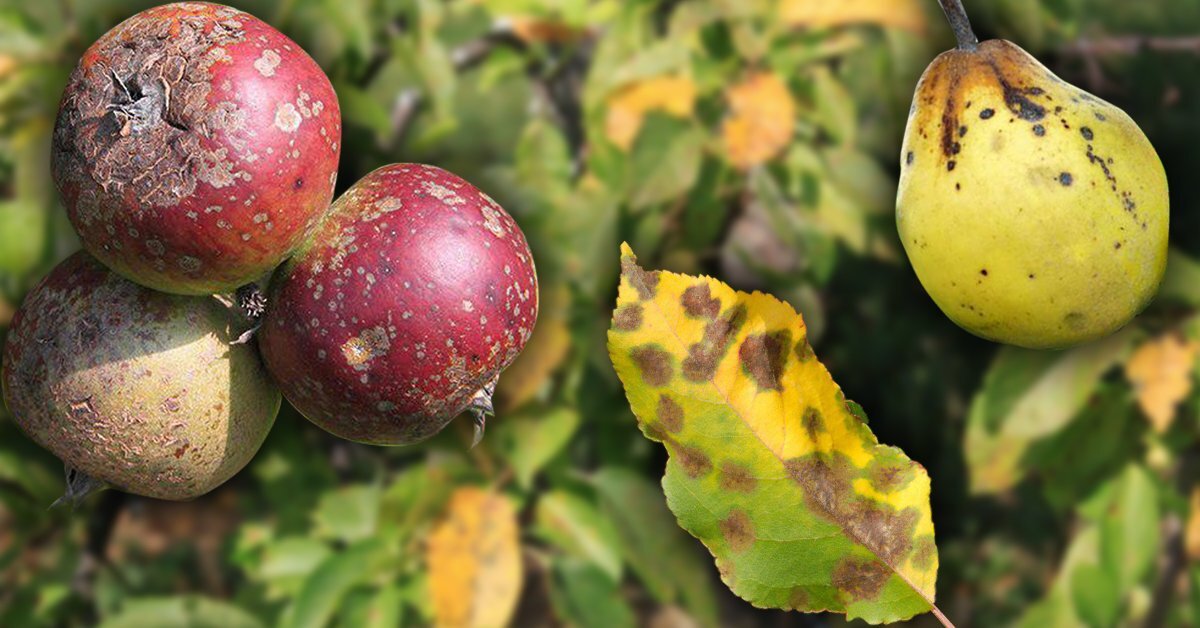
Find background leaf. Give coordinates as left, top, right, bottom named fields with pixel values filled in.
left=426, top=487, right=523, bottom=628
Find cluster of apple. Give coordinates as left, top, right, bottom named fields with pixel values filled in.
left=1, top=3, right=538, bottom=501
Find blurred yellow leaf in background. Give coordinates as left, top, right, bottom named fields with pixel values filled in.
left=1125, top=333, right=1199, bottom=433
left=778, top=0, right=927, bottom=34
left=722, top=72, right=796, bottom=170
left=0, top=55, right=16, bottom=80
left=1188, top=487, right=1200, bottom=561
left=604, top=76, right=696, bottom=150
left=427, top=488, right=523, bottom=628
left=507, top=17, right=584, bottom=44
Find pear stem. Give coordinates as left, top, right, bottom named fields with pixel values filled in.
left=938, top=0, right=979, bottom=51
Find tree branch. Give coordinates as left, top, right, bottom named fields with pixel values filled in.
left=1063, top=36, right=1200, bottom=56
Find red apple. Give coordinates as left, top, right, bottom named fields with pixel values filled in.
left=51, top=2, right=341, bottom=295
left=259, top=164, right=539, bottom=445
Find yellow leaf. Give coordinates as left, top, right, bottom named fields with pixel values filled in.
left=722, top=72, right=796, bottom=170
left=1188, top=487, right=1200, bottom=561
left=507, top=16, right=584, bottom=44
left=496, top=282, right=572, bottom=412
left=1124, top=333, right=1199, bottom=433
left=604, top=76, right=696, bottom=150
left=778, top=0, right=927, bottom=34
left=0, top=55, right=16, bottom=81
left=607, top=244, right=940, bottom=623
left=427, top=487, right=523, bottom=628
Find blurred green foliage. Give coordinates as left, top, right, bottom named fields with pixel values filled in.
left=3, top=0, right=1200, bottom=626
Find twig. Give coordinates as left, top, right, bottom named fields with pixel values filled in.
left=72, top=490, right=127, bottom=623
left=1143, top=446, right=1200, bottom=628
left=1063, top=36, right=1200, bottom=56
left=387, top=29, right=528, bottom=148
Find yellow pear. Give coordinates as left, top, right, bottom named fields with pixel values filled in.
left=896, top=1, right=1168, bottom=349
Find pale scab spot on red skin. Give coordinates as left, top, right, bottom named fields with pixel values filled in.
left=274, top=102, right=301, bottom=132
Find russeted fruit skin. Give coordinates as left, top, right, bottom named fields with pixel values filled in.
left=1, top=252, right=281, bottom=500
left=51, top=2, right=341, bottom=296
left=897, top=39, right=1168, bottom=349
left=259, top=164, right=539, bottom=445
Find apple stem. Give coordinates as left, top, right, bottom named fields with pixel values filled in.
left=49, top=463, right=107, bottom=510
left=465, top=377, right=499, bottom=448
left=938, top=0, right=979, bottom=51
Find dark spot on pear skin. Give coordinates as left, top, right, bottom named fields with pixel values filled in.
left=1032, top=124, right=1045, bottom=136
left=980, top=269, right=988, bottom=277
left=906, top=151, right=914, bottom=166
left=958, top=125, right=967, bottom=137
left=947, top=161, right=956, bottom=172
left=1028, top=274, right=1036, bottom=279
left=293, top=178, right=304, bottom=190
left=1059, top=172, right=1073, bottom=186
left=1115, top=242, right=1122, bottom=250
left=1095, top=112, right=1107, bottom=121
left=1081, top=127, right=1094, bottom=141
left=980, top=108, right=995, bottom=119
left=992, top=71, right=1047, bottom=122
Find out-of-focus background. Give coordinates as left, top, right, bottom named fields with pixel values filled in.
left=3, top=0, right=1200, bottom=626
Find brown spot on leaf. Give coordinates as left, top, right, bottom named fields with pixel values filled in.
left=832, top=558, right=891, bottom=601
left=911, top=536, right=937, bottom=571
left=720, top=461, right=757, bottom=493
left=794, top=335, right=814, bottom=362
left=682, top=305, right=747, bottom=382
left=739, top=330, right=791, bottom=391
left=868, top=460, right=912, bottom=493
left=681, top=283, right=721, bottom=319
left=719, top=508, right=755, bottom=553
left=802, top=407, right=824, bottom=440
left=657, top=394, right=684, bottom=433
left=621, top=254, right=659, bottom=300
left=675, top=444, right=712, bottom=478
left=631, top=345, right=673, bottom=387
left=613, top=304, right=643, bottom=331
left=785, top=453, right=920, bottom=567
left=787, top=587, right=810, bottom=611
